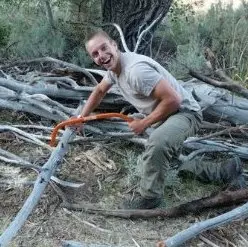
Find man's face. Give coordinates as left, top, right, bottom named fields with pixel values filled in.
left=86, top=35, right=120, bottom=73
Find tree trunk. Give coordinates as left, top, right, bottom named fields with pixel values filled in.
left=102, top=0, right=173, bottom=54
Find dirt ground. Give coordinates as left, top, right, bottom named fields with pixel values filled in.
left=0, top=110, right=248, bottom=247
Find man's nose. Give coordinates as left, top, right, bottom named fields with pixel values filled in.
left=98, top=50, right=105, bottom=58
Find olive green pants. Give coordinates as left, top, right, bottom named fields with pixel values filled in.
left=177, top=156, right=242, bottom=184
left=139, top=111, right=202, bottom=199
left=139, top=111, right=244, bottom=198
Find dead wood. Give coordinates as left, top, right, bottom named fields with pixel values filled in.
left=62, top=240, right=113, bottom=247
left=0, top=104, right=84, bottom=247
left=189, top=69, right=248, bottom=99
left=183, top=138, right=248, bottom=159
left=181, top=79, right=248, bottom=124
left=157, top=200, right=248, bottom=247
left=61, top=189, right=248, bottom=219
left=0, top=57, right=98, bottom=85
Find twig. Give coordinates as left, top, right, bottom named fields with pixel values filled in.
left=199, top=235, right=220, bottom=247
left=131, top=238, right=141, bottom=247
left=63, top=208, right=112, bottom=234
left=0, top=125, right=53, bottom=150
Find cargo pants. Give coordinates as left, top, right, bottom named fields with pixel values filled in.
left=139, top=111, right=243, bottom=199
left=140, top=110, right=202, bottom=198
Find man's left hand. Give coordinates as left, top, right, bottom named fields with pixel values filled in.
left=128, top=119, right=147, bottom=135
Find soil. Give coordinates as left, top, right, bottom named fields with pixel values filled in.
left=0, top=110, right=248, bottom=247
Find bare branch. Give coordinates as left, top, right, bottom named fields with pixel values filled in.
left=158, top=200, right=248, bottom=247
left=103, top=23, right=130, bottom=52
left=134, top=13, right=163, bottom=53
left=0, top=57, right=98, bottom=85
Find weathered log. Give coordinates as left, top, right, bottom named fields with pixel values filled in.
left=181, top=79, right=248, bottom=124
left=0, top=78, right=127, bottom=107
left=184, top=137, right=248, bottom=160
left=189, top=69, right=248, bottom=99
left=157, top=200, right=248, bottom=247
left=2, top=57, right=248, bottom=125
left=62, top=189, right=248, bottom=219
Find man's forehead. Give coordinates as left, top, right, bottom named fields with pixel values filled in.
left=89, top=34, right=110, bottom=44
left=87, top=36, right=111, bottom=52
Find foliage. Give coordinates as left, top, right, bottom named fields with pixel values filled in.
left=157, top=0, right=248, bottom=83
left=197, top=1, right=248, bottom=83
left=0, top=0, right=92, bottom=66
left=0, top=23, right=10, bottom=47
left=155, top=0, right=207, bottom=78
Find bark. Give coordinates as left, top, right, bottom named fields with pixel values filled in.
left=62, top=189, right=248, bottom=219
left=102, top=0, right=173, bottom=54
left=181, top=79, right=248, bottom=125
left=158, top=200, right=248, bottom=247
left=189, top=69, right=248, bottom=99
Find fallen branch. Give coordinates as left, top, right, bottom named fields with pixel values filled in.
left=0, top=56, right=98, bottom=85
left=189, top=69, right=248, bottom=99
left=184, top=138, right=248, bottom=160
left=62, top=189, right=248, bottom=219
left=0, top=103, right=84, bottom=247
left=62, top=240, right=113, bottom=247
left=0, top=125, right=52, bottom=150
left=157, top=200, right=248, bottom=247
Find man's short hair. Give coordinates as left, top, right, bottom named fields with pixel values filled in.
left=86, top=30, right=113, bottom=47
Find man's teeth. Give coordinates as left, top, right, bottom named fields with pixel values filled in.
left=103, top=58, right=111, bottom=64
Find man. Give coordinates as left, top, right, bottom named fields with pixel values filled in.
left=79, top=30, right=244, bottom=209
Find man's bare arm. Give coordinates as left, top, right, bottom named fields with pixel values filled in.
left=128, top=79, right=181, bottom=134
left=80, top=80, right=112, bottom=117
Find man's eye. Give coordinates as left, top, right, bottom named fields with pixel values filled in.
left=92, top=52, right=98, bottom=58
left=102, top=45, right=107, bottom=51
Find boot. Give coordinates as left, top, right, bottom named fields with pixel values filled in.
left=120, top=195, right=162, bottom=209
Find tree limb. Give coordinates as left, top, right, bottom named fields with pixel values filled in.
left=62, top=189, right=248, bottom=219
left=189, top=69, right=248, bottom=99
left=157, top=199, right=248, bottom=247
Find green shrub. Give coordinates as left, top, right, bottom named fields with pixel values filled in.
left=157, top=0, right=248, bottom=83
left=0, top=24, right=10, bottom=47
left=0, top=2, right=91, bottom=66
left=156, top=0, right=207, bottom=78
left=198, top=1, right=248, bottom=83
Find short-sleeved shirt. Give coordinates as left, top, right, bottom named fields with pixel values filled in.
left=103, top=52, right=201, bottom=115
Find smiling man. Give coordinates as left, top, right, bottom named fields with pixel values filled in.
left=79, top=30, right=203, bottom=209
left=78, top=30, right=246, bottom=209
